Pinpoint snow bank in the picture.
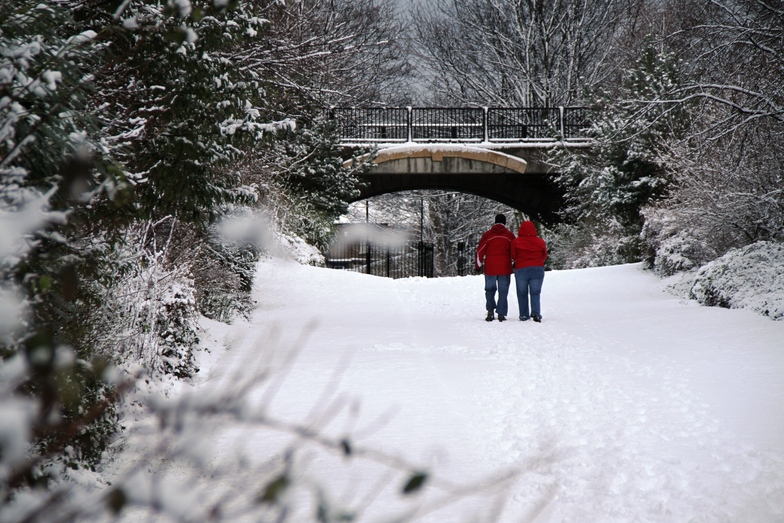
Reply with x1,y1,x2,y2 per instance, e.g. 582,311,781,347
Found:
276,232,324,265
681,241,784,320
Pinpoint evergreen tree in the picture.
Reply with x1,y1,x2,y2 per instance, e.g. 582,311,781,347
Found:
549,37,688,267
0,0,283,487
0,0,126,483
0,0,393,506
254,118,369,250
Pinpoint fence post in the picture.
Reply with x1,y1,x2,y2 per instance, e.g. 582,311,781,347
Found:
483,107,489,142
417,241,423,277
457,241,466,276
365,241,371,275
407,106,412,142
425,244,434,278
559,106,564,138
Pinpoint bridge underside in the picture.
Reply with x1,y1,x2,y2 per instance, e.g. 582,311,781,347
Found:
348,146,565,225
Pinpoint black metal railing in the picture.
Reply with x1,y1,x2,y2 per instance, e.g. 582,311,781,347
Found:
411,107,485,141
487,107,556,140
329,106,593,143
325,240,434,279
330,107,409,142
562,107,593,139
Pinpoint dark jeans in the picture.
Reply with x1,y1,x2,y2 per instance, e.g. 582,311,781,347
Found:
484,274,511,316
514,266,545,319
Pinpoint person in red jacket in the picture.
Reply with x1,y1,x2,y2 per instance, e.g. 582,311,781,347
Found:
476,214,515,322
511,220,548,322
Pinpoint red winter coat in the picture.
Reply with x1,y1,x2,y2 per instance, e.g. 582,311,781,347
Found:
511,221,547,268
475,223,515,275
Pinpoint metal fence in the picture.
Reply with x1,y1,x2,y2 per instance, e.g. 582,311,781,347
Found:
329,107,409,142
328,106,593,143
325,240,434,279
411,107,485,141
487,107,555,140
561,107,593,139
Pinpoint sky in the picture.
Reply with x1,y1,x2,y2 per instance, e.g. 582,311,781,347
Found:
101,254,784,522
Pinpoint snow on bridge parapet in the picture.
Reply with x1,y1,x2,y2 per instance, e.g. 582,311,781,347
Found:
344,144,528,175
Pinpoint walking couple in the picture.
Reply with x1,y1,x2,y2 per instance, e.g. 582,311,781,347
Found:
475,214,547,323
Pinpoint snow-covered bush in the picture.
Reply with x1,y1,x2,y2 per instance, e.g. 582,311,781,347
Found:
81,219,201,379
686,241,784,320
545,218,640,270
197,209,262,322
640,206,718,276
277,232,326,266
645,231,704,275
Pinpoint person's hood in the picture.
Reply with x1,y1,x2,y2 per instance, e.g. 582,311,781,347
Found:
490,223,509,233
518,221,537,237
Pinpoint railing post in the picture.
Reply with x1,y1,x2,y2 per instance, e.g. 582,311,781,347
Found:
407,106,412,142
417,241,424,278
559,106,564,138
457,241,466,276
483,107,489,143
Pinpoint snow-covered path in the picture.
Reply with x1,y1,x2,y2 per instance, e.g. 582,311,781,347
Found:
164,259,784,521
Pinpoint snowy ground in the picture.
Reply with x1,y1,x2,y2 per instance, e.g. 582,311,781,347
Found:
108,257,784,522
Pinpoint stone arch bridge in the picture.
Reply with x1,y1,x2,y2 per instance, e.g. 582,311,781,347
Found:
334,107,593,225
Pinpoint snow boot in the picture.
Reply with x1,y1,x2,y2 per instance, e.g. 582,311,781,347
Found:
498,314,506,322
486,310,495,322
532,314,542,323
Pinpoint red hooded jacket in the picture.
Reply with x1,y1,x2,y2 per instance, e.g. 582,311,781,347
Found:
511,221,547,268
475,223,515,275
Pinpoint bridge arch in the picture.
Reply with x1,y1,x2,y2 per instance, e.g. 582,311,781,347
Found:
344,144,565,225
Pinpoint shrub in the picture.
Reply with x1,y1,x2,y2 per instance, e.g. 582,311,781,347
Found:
196,210,261,323
82,219,201,379
545,218,640,270
687,241,784,320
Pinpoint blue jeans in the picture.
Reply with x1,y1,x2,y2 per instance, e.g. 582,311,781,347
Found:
514,266,545,319
485,274,511,316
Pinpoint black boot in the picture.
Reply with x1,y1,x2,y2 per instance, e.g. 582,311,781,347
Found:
486,309,495,322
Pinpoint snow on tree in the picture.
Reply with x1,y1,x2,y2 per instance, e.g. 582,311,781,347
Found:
1,0,399,514
548,37,686,268
639,0,784,273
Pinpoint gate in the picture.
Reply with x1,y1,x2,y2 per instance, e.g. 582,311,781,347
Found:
325,240,434,279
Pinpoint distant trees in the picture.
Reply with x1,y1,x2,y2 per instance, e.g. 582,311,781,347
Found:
222,0,410,107
411,0,639,106
425,193,519,276
673,0,784,131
